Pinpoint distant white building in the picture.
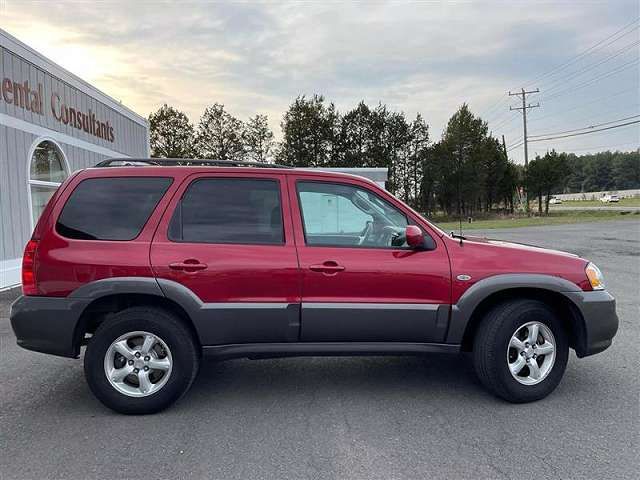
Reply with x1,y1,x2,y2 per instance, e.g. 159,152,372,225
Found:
315,167,388,189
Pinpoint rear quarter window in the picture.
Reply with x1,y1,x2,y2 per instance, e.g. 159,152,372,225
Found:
56,177,172,241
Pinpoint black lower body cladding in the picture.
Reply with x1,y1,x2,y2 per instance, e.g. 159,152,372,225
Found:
10,295,90,358
10,281,618,360
562,290,618,357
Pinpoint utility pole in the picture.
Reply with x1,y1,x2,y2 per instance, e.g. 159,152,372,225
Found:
509,88,539,212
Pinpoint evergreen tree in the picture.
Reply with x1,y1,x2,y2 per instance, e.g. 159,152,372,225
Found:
407,113,430,206
244,114,274,163
277,95,337,167
196,103,245,160
527,150,569,214
148,104,196,158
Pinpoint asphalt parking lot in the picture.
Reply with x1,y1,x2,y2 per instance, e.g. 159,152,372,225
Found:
1,219,638,480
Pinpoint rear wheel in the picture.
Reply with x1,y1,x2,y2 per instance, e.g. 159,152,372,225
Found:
473,299,569,403
84,307,199,414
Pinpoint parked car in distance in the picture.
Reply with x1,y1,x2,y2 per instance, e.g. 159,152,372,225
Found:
10,159,619,414
549,197,562,205
600,194,620,203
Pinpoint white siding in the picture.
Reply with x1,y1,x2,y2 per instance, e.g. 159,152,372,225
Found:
0,37,149,289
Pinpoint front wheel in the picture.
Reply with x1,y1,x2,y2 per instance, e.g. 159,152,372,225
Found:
473,299,569,403
84,306,199,414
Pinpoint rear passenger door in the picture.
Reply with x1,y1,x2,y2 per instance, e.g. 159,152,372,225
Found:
150,173,301,346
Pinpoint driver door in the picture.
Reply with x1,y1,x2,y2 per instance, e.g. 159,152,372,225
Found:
289,176,451,343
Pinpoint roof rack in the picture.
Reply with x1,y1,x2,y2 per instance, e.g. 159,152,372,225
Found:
94,158,293,169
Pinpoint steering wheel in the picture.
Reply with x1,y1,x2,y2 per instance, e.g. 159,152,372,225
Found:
379,225,401,247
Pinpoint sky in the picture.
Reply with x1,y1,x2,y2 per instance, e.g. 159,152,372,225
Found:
1,0,638,164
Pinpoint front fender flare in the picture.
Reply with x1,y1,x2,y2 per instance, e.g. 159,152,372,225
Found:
445,274,582,344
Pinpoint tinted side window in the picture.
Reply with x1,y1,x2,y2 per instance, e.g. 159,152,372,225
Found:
169,178,284,245
56,177,172,241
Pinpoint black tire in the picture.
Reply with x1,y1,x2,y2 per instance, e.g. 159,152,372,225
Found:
84,306,200,414
473,299,569,403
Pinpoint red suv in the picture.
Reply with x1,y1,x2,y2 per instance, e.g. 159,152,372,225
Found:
10,159,618,414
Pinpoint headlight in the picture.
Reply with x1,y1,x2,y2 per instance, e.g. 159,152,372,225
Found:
585,262,605,290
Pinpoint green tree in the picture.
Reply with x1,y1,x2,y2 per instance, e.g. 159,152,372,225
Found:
420,142,445,214
340,101,372,168
385,111,411,200
148,104,196,158
244,114,274,163
497,162,520,213
611,150,640,189
277,95,338,167
527,150,569,214
197,103,245,160
407,113,430,206
438,104,488,215
480,136,509,212
583,153,613,192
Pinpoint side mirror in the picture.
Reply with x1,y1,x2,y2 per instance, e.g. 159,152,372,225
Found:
405,225,437,251
405,225,424,248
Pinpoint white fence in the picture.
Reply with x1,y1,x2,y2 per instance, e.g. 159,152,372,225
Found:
554,189,640,201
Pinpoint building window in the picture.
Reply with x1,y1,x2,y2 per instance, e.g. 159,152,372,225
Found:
29,140,69,226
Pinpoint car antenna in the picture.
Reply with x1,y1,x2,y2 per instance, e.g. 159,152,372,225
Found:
451,154,464,245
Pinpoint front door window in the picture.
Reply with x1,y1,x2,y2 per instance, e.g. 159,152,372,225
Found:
297,181,409,248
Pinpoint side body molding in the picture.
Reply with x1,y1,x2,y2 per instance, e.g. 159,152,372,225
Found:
156,279,301,345
445,274,583,344
72,277,301,346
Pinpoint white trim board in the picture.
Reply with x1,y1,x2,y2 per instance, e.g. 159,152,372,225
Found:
0,113,131,159
0,28,148,127
0,258,20,291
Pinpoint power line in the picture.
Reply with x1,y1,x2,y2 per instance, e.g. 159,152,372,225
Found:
529,107,640,141
528,120,640,142
540,58,639,102
528,87,639,124
542,141,639,153
506,136,524,148
479,93,509,120
524,17,640,87
538,39,640,95
529,114,640,138
509,119,639,151
489,111,520,131
483,96,517,126
507,141,524,153
500,91,638,144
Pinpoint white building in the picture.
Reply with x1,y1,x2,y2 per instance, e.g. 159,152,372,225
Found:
0,29,149,290
316,167,388,189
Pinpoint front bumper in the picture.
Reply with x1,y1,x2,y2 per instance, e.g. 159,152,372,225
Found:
564,290,618,357
10,295,90,358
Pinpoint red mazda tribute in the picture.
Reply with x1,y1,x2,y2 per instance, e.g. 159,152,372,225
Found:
10,159,618,414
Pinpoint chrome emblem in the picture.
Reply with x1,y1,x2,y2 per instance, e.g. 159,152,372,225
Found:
457,274,472,281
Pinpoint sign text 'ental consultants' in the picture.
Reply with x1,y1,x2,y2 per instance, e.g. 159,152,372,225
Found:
1,76,115,142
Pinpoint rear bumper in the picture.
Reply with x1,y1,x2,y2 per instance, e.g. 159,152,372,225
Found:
564,290,619,357
10,295,89,358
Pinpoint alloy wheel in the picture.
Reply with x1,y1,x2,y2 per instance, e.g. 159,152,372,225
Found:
506,321,556,386
103,331,173,397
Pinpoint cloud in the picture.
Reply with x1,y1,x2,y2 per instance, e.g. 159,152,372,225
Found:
1,0,638,160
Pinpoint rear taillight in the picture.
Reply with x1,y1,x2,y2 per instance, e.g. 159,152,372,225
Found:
22,239,39,296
